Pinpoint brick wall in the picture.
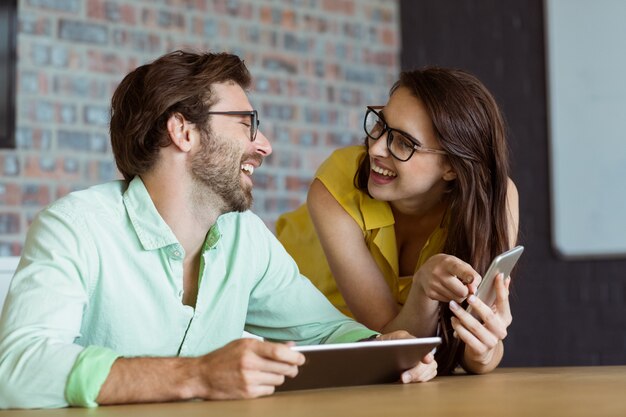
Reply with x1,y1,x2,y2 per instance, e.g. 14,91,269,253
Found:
0,0,400,255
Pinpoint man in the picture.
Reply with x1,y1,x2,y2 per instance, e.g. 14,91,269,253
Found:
0,51,436,409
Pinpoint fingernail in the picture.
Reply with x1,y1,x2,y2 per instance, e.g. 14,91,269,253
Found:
453,331,458,339
401,372,411,383
449,300,459,310
465,276,474,284
468,294,476,304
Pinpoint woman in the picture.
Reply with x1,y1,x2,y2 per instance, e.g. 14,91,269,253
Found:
276,67,519,374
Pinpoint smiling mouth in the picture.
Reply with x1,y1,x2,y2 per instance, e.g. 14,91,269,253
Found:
371,161,397,177
241,163,254,176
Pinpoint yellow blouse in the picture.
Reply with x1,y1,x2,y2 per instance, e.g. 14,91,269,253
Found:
276,146,447,317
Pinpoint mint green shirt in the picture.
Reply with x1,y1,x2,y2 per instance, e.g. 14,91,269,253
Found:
0,177,376,409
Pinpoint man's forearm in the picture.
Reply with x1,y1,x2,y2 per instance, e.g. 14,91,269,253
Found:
97,356,199,405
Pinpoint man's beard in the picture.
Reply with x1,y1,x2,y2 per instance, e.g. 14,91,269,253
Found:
190,132,255,213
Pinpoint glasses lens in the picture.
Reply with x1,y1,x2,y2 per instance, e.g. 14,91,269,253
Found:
251,110,259,142
388,131,416,161
364,110,385,139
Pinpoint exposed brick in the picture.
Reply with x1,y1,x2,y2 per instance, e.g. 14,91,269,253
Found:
213,0,253,19
19,70,49,94
26,0,81,13
52,74,108,99
15,128,53,151
0,154,20,177
112,29,162,52
8,0,400,250
83,105,110,127
322,0,355,15
88,0,137,25
21,184,52,206
58,130,108,153
19,13,52,36
86,160,118,182
24,156,81,180
0,241,23,257
261,55,298,74
58,19,109,44
0,183,21,206
164,0,209,11
285,176,312,193
86,50,137,74
141,8,186,31
0,213,20,234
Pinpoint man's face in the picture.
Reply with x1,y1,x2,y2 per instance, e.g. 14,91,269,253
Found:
190,82,272,212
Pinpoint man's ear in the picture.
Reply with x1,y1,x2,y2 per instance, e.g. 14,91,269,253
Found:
166,113,193,152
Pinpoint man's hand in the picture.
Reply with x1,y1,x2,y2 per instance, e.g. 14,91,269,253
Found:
377,330,438,383
98,338,305,405
192,338,306,400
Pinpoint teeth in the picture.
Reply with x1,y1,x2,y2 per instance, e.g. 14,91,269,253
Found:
241,164,254,175
371,163,397,177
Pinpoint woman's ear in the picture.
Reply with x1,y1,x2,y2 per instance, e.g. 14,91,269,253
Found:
166,113,193,152
442,166,457,182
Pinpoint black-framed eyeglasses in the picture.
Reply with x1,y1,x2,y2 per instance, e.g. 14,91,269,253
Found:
364,106,447,161
207,110,259,142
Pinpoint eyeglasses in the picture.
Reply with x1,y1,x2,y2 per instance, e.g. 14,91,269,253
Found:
364,106,447,161
207,110,259,142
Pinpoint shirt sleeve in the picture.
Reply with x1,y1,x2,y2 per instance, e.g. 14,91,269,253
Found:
244,215,378,344
0,204,119,409
315,146,368,227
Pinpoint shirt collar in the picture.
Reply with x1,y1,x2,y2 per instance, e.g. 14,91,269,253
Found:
360,192,395,231
123,176,179,251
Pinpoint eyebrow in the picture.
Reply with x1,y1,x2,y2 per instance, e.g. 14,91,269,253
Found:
378,109,423,146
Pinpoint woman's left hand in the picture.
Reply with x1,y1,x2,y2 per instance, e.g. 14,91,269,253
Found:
448,273,512,372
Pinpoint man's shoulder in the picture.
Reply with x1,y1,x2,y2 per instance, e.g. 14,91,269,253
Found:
46,180,128,219
218,210,268,231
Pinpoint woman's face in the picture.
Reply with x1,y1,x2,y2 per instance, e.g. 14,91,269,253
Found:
367,86,456,210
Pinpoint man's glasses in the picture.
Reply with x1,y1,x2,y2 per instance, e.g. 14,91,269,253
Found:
207,110,259,142
364,106,447,161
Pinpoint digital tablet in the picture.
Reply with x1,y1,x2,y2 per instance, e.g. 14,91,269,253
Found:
276,337,441,392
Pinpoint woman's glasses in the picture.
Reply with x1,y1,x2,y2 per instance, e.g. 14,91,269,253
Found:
364,106,447,161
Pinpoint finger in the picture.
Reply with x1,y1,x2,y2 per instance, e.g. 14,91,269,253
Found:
449,300,500,346
494,274,512,326
447,258,481,286
431,283,467,303
466,295,508,340
255,341,305,366
253,356,301,378
450,316,497,357
401,357,438,383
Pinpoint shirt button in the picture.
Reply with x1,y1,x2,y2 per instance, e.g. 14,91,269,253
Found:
178,290,184,298
173,250,181,257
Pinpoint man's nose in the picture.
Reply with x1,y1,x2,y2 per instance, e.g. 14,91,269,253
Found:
255,130,272,156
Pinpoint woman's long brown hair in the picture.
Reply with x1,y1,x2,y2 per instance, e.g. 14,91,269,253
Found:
355,67,512,374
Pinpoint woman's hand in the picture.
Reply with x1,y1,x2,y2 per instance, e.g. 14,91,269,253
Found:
377,330,438,382
414,254,482,304
448,273,512,373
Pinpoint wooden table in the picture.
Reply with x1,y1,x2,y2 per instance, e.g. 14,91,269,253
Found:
3,366,625,416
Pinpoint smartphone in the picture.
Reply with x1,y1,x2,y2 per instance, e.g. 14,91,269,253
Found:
466,245,524,318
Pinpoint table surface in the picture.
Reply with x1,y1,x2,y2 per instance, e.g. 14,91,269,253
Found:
3,366,626,416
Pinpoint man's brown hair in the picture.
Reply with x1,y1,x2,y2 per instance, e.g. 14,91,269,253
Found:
110,50,251,181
